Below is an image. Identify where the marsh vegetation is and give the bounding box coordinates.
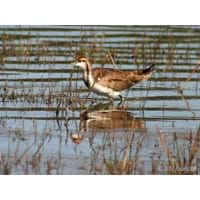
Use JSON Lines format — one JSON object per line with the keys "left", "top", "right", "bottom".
{"left": 0, "top": 25, "right": 200, "bottom": 174}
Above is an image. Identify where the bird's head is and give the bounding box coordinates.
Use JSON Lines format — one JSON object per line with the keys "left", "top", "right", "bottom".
{"left": 74, "top": 56, "right": 89, "bottom": 70}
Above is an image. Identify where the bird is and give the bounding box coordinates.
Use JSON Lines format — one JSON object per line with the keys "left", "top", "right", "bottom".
{"left": 74, "top": 56, "right": 156, "bottom": 105}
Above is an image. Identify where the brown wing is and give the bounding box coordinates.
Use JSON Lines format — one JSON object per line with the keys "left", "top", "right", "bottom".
{"left": 92, "top": 68, "right": 144, "bottom": 91}
{"left": 92, "top": 68, "right": 118, "bottom": 79}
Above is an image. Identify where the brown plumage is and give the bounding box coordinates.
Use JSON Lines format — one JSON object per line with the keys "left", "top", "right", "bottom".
{"left": 92, "top": 66, "right": 155, "bottom": 91}
{"left": 74, "top": 56, "right": 155, "bottom": 105}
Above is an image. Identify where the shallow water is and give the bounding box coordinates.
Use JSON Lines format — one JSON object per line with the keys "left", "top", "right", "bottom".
{"left": 0, "top": 25, "right": 200, "bottom": 174}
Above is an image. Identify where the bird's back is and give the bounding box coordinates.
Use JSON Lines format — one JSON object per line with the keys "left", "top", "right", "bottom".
{"left": 91, "top": 65, "right": 155, "bottom": 91}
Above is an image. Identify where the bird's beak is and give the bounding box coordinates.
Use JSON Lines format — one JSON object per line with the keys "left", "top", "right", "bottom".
{"left": 69, "top": 61, "right": 76, "bottom": 65}
{"left": 69, "top": 61, "right": 79, "bottom": 68}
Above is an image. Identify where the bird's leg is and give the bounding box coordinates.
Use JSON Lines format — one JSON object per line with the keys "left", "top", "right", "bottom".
{"left": 117, "top": 95, "right": 124, "bottom": 106}
{"left": 56, "top": 100, "right": 62, "bottom": 117}
{"left": 108, "top": 97, "right": 116, "bottom": 109}
{"left": 109, "top": 97, "right": 114, "bottom": 104}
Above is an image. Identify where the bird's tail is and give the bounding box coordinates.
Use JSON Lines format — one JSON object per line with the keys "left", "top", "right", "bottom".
{"left": 142, "top": 64, "right": 156, "bottom": 75}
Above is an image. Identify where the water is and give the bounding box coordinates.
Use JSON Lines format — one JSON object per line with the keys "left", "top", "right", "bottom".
{"left": 0, "top": 25, "right": 200, "bottom": 174}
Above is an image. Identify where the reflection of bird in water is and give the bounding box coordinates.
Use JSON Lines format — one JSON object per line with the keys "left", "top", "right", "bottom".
{"left": 79, "top": 103, "right": 146, "bottom": 132}
{"left": 70, "top": 133, "right": 84, "bottom": 144}
{"left": 73, "top": 56, "right": 155, "bottom": 105}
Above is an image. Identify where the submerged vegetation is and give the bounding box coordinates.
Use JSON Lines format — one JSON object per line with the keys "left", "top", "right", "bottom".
{"left": 0, "top": 25, "right": 200, "bottom": 174}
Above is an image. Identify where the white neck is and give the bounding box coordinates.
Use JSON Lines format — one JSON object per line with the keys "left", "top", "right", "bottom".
{"left": 81, "top": 60, "right": 94, "bottom": 86}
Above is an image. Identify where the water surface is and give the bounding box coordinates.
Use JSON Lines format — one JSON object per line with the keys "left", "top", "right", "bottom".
{"left": 0, "top": 25, "right": 200, "bottom": 174}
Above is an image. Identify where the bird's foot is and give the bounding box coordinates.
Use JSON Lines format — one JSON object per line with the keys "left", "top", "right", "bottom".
{"left": 117, "top": 95, "right": 125, "bottom": 107}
